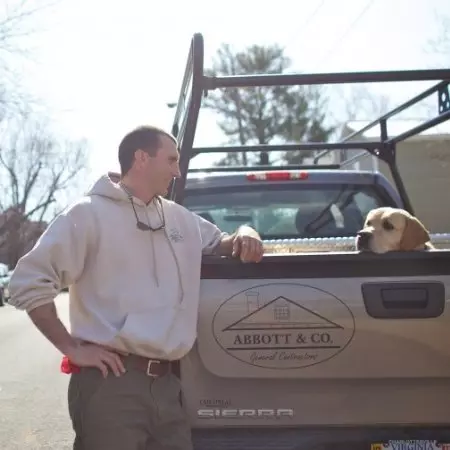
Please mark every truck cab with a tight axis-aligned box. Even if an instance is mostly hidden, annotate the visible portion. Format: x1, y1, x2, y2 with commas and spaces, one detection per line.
184, 169, 403, 241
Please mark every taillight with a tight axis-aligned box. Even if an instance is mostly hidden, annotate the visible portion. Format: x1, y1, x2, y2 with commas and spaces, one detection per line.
246, 171, 309, 181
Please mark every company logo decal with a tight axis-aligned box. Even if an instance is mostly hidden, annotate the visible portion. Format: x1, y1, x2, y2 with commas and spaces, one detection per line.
212, 283, 355, 369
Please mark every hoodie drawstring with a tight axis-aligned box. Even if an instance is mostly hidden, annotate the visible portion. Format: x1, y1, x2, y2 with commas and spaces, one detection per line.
144, 207, 160, 287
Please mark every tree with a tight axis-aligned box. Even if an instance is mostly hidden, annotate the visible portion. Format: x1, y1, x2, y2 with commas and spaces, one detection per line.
0, 110, 89, 267
427, 14, 450, 65
204, 43, 335, 166
0, 1, 88, 268
0, 0, 59, 112
341, 85, 390, 123
414, 13, 450, 119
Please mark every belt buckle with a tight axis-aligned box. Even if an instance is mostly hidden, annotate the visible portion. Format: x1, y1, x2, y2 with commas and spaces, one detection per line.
146, 359, 160, 377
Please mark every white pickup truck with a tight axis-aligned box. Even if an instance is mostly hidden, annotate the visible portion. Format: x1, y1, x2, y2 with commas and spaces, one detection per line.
167, 33, 450, 450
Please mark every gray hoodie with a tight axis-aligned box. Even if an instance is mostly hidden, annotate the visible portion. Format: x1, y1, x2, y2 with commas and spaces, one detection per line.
8, 172, 225, 360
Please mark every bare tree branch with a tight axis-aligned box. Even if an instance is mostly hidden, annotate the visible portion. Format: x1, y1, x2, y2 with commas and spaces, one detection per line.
0, 111, 88, 267
0, 0, 82, 268
0, 0, 62, 123
0, 0, 61, 48
426, 13, 450, 64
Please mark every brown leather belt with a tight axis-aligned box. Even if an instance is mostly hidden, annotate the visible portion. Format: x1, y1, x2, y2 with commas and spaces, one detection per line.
122, 353, 172, 377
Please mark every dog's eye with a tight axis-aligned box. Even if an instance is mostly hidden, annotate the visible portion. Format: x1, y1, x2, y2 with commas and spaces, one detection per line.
383, 220, 394, 231
366, 220, 371, 226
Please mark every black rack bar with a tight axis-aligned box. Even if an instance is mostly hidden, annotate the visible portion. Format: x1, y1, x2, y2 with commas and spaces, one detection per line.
188, 164, 341, 173
169, 33, 205, 203
168, 32, 450, 210
388, 110, 450, 144
339, 151, 370, 168
347, 81, 447, 140
313, 80, 450, 164
191, 141, 379, 156
203, 69, 450, 90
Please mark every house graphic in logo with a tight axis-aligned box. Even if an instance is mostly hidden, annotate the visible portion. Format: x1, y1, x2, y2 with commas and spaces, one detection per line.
212, 283, 355, 370
223, 293, 344, 332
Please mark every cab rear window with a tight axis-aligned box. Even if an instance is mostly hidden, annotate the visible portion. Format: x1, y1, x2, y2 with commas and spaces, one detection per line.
183, 184, 385, 239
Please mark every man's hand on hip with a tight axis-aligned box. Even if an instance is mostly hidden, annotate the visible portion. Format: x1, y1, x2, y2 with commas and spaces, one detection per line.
65, 341, 127, 378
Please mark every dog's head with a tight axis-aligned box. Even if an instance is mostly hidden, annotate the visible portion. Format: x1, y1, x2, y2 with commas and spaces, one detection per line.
356, 207, 431, 254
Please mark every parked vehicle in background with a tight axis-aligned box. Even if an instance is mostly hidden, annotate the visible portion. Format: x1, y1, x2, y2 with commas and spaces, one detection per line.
0, 263, 10, 307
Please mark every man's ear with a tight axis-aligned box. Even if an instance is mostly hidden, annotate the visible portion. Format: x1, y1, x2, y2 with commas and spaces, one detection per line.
399, 216, 430, 250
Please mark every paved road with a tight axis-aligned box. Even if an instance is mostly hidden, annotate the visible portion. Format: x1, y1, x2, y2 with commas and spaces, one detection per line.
0, 294, 74, 450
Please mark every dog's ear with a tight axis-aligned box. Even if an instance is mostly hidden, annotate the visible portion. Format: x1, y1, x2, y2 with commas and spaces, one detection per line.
399, 216, 430, 250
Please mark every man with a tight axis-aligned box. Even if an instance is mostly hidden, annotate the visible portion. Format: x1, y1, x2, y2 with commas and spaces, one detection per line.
8, 125, 264, 450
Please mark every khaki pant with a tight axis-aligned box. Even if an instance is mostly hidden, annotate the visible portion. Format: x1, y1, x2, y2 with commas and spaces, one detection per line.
68, 364, 193, 450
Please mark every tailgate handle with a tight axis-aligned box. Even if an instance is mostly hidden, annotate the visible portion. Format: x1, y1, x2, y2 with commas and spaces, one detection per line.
362, 282, 445, 319
381, 288, 428, 309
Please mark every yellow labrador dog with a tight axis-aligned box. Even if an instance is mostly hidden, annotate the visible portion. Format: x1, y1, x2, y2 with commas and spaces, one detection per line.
356, 207, 433, 253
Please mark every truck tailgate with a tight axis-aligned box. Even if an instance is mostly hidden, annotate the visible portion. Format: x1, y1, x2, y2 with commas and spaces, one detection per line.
180, 250, 450, 435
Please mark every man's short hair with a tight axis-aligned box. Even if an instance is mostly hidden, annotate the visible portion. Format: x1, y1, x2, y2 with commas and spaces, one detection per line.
118, 125, 177, 175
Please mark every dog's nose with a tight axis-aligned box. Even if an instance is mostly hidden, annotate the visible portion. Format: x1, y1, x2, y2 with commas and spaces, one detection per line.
356, 230, 371, 250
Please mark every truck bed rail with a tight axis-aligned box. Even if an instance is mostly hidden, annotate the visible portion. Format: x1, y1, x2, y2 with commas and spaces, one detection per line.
263, 233, 450, 254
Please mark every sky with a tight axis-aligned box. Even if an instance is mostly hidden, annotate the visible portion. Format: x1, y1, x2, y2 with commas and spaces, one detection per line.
3, 0, 450, 194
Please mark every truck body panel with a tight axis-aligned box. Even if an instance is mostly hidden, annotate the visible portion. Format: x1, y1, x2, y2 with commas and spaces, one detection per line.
179, 252, 450, 431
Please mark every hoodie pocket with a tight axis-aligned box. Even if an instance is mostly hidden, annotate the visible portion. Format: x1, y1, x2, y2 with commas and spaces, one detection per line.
116, 305, 182, 356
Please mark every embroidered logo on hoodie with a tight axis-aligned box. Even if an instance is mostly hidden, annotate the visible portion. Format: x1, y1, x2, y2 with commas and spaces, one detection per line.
169, 228, 184, 243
